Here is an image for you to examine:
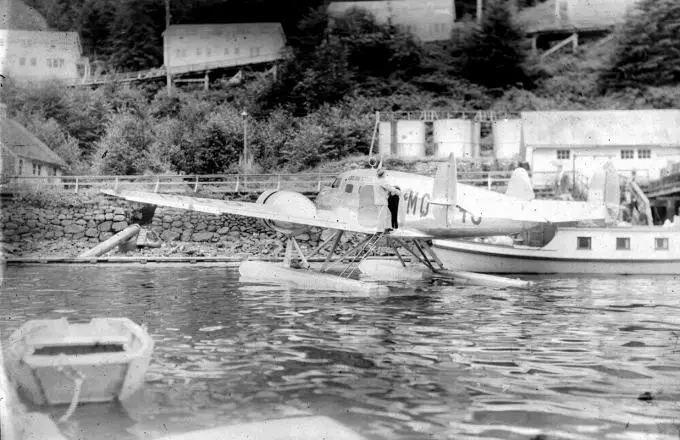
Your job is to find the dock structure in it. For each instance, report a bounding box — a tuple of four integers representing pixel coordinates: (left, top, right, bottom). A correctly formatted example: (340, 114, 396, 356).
(645, 165, 680, 223)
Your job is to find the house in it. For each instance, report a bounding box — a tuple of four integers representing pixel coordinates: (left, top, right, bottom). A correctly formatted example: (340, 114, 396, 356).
(554, 0, 641, 28)
(0, 103, 66, 183)
(162, 23, 288, 76)
(328, 0, 456, 43)
(0, 29, 90, 82)
(522, 110, 680, 187)
(0, 0, 49, 31)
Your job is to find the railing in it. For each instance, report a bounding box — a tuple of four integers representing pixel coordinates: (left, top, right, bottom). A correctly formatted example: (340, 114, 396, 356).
(0, 171, 541, 194)
(0, 170, 570, 197)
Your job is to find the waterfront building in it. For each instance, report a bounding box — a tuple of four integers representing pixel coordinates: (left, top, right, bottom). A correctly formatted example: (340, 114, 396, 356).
(0, 29, 90, 82)
(0, 103, 66, 181)
(328, 0, 456, 43)
(522, 110, 680, 187)
(162, 23, 288, 75)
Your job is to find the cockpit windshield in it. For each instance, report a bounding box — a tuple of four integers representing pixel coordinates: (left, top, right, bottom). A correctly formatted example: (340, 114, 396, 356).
(331, 177, 341, 189)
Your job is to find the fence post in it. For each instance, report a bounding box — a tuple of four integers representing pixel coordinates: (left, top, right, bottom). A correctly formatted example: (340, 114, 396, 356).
(194, 176, 199, 193)
(277, 175, 281, 190)
(115, 176, 119, 192)
(154, 176, 160, 193)
(487, 174, 492, 190)
(235, 176, 240, 193)
(74, 177, 79, 193)
(317, 172, 321, 192)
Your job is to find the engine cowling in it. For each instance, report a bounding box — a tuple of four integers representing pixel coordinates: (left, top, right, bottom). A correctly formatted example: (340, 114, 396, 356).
(256, 190, 316, 235)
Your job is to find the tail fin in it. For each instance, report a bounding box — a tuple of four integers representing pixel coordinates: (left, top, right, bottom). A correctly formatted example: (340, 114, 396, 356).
(588, 161, 620, 222)
(431, 154, 458, 227)
(506, 167, 535, 201)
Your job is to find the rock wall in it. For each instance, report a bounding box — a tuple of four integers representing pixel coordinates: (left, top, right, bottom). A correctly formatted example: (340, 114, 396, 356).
(0, 197, 326, 256)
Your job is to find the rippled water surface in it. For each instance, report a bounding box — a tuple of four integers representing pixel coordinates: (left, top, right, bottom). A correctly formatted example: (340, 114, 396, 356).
(2, 264, 680, 440)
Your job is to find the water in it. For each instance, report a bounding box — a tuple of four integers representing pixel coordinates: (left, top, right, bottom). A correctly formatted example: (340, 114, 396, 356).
(2, 264, 680, 440)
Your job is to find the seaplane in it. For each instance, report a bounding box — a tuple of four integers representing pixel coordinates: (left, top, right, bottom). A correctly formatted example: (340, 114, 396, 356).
(101, 154, 614, 291)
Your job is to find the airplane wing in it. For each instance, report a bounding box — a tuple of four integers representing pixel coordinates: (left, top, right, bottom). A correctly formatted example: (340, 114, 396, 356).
(101, 189, 384, 235)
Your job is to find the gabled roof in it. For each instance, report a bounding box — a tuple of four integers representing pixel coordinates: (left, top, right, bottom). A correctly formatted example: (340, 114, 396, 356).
(0, 118, 66, 167)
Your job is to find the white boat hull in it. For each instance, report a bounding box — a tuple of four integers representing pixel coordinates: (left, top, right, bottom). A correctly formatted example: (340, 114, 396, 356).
(6, 318, 154, 405)
(433, 226, 680, 275)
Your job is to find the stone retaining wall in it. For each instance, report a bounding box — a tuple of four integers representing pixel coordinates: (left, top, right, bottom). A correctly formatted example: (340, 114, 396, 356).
(0, 196, 330, 256)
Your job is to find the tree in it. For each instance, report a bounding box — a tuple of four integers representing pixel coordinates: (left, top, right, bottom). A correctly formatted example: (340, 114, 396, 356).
(107, 0, 165, 71)
(92, 112, 158, 175)
(456, 0, 529, 89)
(600, 0, 680, 91)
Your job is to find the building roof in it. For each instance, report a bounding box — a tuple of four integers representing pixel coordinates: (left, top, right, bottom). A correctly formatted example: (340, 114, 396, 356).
(521, 110, 680, 148)
(0, 118, 66, 167)
(0, 0, 49, 31)
(163, 23, 285, 38)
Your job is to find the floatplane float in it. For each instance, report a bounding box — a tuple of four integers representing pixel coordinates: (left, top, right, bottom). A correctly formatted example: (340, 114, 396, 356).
(101, 155, 612, 291)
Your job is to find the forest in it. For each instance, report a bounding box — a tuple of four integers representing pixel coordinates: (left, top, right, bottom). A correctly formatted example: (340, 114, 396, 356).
(4, 0, 679, 176)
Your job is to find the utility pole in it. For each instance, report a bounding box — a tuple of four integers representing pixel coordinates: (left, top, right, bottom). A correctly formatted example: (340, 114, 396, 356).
(165, 0, 172, 96)
(241, 110, 249, 172)
(476, 0, 483, 25)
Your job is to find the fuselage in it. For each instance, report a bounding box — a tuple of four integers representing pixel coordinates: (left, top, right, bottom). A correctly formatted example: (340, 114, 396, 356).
(314, 168, 543, 238)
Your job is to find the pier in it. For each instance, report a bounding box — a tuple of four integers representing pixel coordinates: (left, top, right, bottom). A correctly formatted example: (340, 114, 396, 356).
(646, 167, 680, 223)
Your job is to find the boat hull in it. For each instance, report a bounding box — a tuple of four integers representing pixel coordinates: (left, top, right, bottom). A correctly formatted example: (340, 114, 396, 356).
(6, 318, 154, 406)
(433, 229, 680, 275)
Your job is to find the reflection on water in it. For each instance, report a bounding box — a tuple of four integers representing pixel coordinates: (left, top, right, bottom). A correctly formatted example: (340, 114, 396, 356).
(1, 264, 679, 440)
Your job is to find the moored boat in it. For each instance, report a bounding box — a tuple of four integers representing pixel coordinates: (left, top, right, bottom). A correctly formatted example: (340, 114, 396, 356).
(5, 317, 153, 406)
(432, 221, 680, 275)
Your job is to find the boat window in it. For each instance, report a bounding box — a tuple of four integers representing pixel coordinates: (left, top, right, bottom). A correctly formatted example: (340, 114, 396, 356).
(616, 237, 630, 250)
(655, 237, 669, 250)
(331, 178, 340, 189)
(345, 183, 354, 194)
(577, 236, 591, 250)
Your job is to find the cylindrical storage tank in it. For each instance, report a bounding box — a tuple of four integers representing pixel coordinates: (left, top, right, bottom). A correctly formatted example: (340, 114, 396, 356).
(395, 120, 426, 157)
(433, 119, 480, 159)
(493, 119, 523, 160)
(378, 121, 393, 156)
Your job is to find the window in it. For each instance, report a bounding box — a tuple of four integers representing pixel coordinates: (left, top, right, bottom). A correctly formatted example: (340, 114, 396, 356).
(331, 178, 340, 189)
(19, 57, 25, 66)
(30, 58, 36, 66)
(59, 59, 64, 68)
(206, 48, 211, 56)
(196, 49, 202, 56)
(32, 163, 36, 175)
(638, 149, 651, 159)
(616, 237, 630, 250)
(18, 159, 23, 173)
(655, 238, 669, 250)
(577, 236, 591, 250)
(557, 149, 570, 160)
(175, 49, 181, 58)
(234, 47, 240, 55)
(621, 149, 634, 159)
(224, 48, 229, 55)
(344, 184, 354, 194)
(0, 38, 4, 46)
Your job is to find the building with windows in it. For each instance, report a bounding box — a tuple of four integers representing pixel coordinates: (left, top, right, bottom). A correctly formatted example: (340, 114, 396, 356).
(0, 103, 66, 182)
(328, 0, 456, 43)
(0, 30, 89, 82)
(162, 23, 288, 75)
(522, 110, 680, 187)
